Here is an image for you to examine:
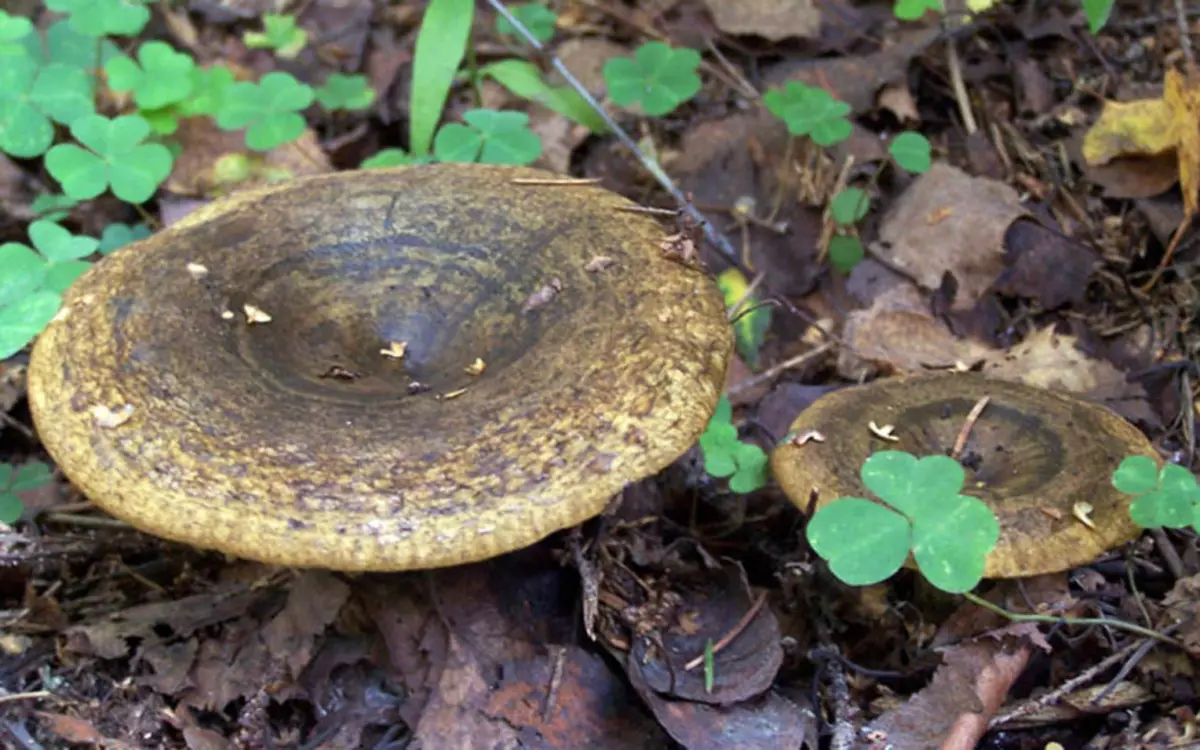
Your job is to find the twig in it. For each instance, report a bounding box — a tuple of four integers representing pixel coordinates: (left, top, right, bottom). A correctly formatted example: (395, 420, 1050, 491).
(726, 342, 835, 398)
(541, 645, 568, 723)
(684, 591, 768, 670)
(946, 40, 978, 135)
(510, 177, 603, 185)
(484, 0, 742, 267)
(1175, 0, 1195, 66)
(951, 396, 990, 459)
(961, 592, 1183, 648)
(0, 691, 55, 705)
(987, 632, 1157, 728)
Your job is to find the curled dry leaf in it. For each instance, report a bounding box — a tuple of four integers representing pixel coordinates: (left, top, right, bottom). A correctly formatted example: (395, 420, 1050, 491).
(439, 388, 468, 401)
(380, 341, 408, 359)
(91, 403, 134, 428)
(1072, 502, 1096, 530)
(243, 304, 272, 324)
(790, 430, 825, 445)
(185, 262, 209, 280)
(523, 278, 564, 312)
(220, 310, 235, 320)
(585, 255, 617, 273)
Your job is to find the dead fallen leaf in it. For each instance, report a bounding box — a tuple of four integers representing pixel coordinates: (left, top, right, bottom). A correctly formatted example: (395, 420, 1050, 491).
(91, 403, 135, 428)
(980, 325, 1157, 426)
(874, 163, 1029, 310)
(703, 0, 820, 41)
(243, 303, 272, 324)
(1082, 96, 1174, 165)
(1164, 66, 1200, 215)
(261, 570, 350, 678)
(1161, 573, 1200, 658)
(995, 219, 1098, 309)
(523, 277, 563, 311)
(838, 283, 995, 379)
(35, 712, 127, 747)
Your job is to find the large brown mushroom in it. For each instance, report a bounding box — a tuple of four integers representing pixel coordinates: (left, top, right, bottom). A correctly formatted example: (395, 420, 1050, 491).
(26, 164, 733, 571)
(771, 372, 1156, 578)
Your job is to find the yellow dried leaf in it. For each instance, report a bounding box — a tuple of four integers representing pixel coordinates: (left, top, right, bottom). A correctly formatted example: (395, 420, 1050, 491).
(1082, 98, 1174, 165)
(1165, 67, 1200, 216)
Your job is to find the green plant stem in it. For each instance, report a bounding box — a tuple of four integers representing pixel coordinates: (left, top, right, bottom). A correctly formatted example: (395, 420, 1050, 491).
(961, 591, 1183, 648)
(484, 0, 742, 268)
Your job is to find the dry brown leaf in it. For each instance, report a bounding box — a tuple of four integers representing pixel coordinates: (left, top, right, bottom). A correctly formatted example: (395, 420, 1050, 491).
(702, 0, 820, 41)
(874, 163, 1028, 310)
(838, 283, 995, 379)
(980, 325, 1157, 426)
(1081, 98, 1174, 165)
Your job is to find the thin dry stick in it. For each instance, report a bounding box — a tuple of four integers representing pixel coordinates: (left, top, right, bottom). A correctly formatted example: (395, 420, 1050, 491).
(946, 41, 978, 135)
(1175, 0, 1195, 66)
(988, 635, 1147, 728)
(951, 396, 991, 459)
(485, 0, 742, 267)
(0, 691, 55, 705)
(816, 156, 855, 263)
(684, 590, 769, 670)
(726, 271, 767, 322)
(510, 177, 603, 185)
(727, 342, 835, 398)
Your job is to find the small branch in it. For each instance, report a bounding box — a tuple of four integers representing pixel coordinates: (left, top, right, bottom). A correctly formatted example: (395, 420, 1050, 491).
(946, 41, 978, 135)
(1175, 0, 1195, 67)
(484, 0, 742, 267)
(726, 342, 835, 398)
(684, 591, 768, 671)
(951, 396, 990, 459)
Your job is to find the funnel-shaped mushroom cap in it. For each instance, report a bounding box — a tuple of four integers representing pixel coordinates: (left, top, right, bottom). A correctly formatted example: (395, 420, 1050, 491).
(28, 164, 732, 571)
(771, 373, 1155, 578)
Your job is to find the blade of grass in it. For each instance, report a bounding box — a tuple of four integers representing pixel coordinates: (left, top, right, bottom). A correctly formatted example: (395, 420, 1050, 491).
(410, 0, 474, 156)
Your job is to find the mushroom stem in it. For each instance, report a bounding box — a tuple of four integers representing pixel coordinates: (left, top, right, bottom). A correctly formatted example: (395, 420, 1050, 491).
(960, 591, 1184, 648)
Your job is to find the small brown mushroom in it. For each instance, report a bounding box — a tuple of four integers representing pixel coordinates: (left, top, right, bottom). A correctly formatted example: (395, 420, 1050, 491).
(771, 372, 1156, 578)
(26, 164, 732, 571)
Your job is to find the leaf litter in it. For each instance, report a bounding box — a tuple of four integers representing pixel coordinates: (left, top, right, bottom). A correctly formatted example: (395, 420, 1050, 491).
(3, 0, 1200, 748)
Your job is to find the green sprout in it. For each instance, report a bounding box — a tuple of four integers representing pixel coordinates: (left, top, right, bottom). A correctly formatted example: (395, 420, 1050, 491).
(243, 13, 308, 59)
(698, 396, 769, 494)
(216, 72, 314, 151)
(0, 462, 54, 525)
(807, 451, 1000, 593)
(45, 114, 174, 203)
(433, 109, 542, 165)
(603, 41, 702, 117)
(716, 268, 770, 370)
(830, 188, 870, 227)
(1112, 456, 1200, 531)
(1082, 0, 1114, 33)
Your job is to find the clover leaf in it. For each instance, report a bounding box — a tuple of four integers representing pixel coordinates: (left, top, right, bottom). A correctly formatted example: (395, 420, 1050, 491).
(315, 74, 376, 112)
(433, 109, 541, 165)
(216, 72, 314, 151)
(360, 149, 430, 168)
(0, 54, 95, 158)
(0, 11, 33, 54)
(603, 41, 702, 117)
(244, 13, 308, 59)
(763, 81, 852, 147)
(700, 421, 739, 477)
(21, 19, 121, 69)
(808, 450, 1000, 593)
(697, 396, 770, 493)
(893, 0, 944, 21)
(0, 290, 62, 360)
(99, 222, 152, 254)
(178, 65, 235, 117)
(45, 114, 174, 203)
(1113, 456, 1200, 530)
(807, 498, 912, 586)
(496, 3, 558, 43)
(889, 131, 932, 173)
(729, 443, 769, 494)
(0, 243, 48, 307)
(44, 0, 151, 37)
(828, 235, 864, 273)
(3, 220, 97, 295)
(830, 188, 870, 227)
(0, 461, 53, 525)
(105, 40, 196, 111)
